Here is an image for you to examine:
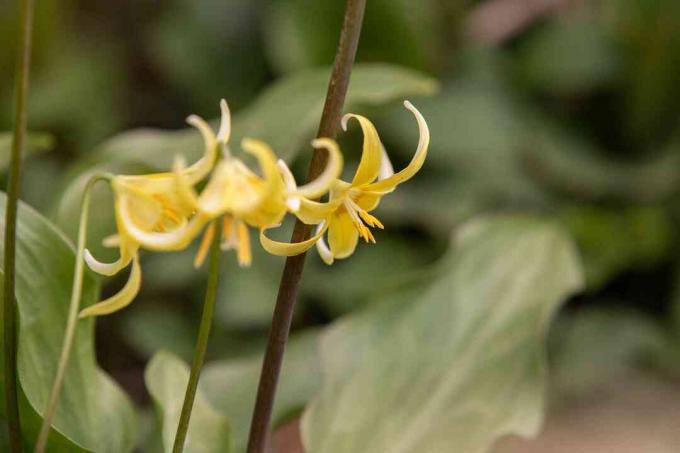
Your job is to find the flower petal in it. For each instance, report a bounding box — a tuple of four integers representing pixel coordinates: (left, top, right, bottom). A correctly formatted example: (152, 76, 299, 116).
(379, 143, 394, 180)
(328, 209, 359, 259)
(173, 156, 199, 212)
(343, 113, 383, 186)
(118, 194, 209, 251)
(315, 222, 334, 265)
(259, 222, 329, 256)
(84, 242, 136, 276)
(295, 197, 343, 225)
(294, 138, 344, 199)
(277, 160, 298, 192)
(217, 99, 231, 143)
(78, 256, 142, 318)
(184, 113, 218, 184)
(363, 101, 429, 193)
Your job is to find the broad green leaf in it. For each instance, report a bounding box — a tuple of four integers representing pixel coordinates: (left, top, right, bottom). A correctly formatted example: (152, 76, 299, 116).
(0, 132, 54, 170)
(549, 307, 668, 401)
(0, 193, 136, 451)
(145, 351, 231, 453)
(55, 64, 437, 257)
(302, 215, 584, 453)
(200, 329, 322, 452)
(517, 18, 621, 94)
(525, 121, 680, 202)
(561, 205, 672, 290)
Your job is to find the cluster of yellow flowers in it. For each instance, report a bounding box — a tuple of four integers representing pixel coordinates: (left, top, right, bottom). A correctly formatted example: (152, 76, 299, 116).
(79, 99, 429, 318)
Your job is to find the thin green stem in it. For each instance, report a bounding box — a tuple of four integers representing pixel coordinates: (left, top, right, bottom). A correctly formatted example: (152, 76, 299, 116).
(3, 0, 35, 450)
(246, 1, 366, 451)
(34, 174, 112, 453)
(172, 220, 222, 453)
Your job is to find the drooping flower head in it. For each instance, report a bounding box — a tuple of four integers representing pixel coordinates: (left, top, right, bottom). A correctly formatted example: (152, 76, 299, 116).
(116, 99, 342, 269)
(261, 100, 429, 264)
(79, 107, 220, 318)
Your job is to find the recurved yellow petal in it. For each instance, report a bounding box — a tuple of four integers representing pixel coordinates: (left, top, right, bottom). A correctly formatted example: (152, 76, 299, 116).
(315, 224, 334, 265)
(363, 101, 429, 193)
(184, 113, 218, 185)
(78, 257, 142, 318)
(294, 138, 344, 199)
(328, 209, 359, 259)
(259, 222, 329, 256)
(84, 242, 136, 276)
(343, 113, 383, 187)
(118, 195, 209, 251)
(295, 197, 343, 225)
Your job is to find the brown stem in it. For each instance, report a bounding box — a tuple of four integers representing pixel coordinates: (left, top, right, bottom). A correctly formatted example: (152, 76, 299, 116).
(245, 1, 367, 452)
(4, 0, 35, 450)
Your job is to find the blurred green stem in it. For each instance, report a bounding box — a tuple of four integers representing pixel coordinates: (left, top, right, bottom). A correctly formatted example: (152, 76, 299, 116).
(246, 1, 366, 452)
(172, 220, 222, 453)
(34, 174, 112, 453)
(3, 0, 35, 450)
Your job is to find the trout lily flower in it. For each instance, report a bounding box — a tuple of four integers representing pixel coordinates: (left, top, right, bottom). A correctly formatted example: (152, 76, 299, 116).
(79, 108, 220, 318)
(260, 100, 429, 265)
(122, 100, 343, 268)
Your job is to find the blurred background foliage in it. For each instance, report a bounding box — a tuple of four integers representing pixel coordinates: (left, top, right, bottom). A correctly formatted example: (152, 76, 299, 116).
(2, 0, 680, 449)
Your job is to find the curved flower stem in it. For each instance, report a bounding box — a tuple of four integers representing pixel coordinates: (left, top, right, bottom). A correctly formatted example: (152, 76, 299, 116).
(246, 1, 366, 452)
(34, 174, 112, 453)
(172, 219, 222, 453)
(3, 0, 35, 450)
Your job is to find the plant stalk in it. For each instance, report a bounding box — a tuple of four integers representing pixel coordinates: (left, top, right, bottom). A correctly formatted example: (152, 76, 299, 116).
(3, 0, 35, 450)
(34, 175, 111, 453)
(172, 220, 222, 452)
(246, 1, 366, 451)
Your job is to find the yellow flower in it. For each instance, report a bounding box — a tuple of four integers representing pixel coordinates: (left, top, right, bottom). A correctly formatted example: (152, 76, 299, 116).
(121, 99, 342, 269)
(260, 100, 429, 264)
(79, 107, 220, 318)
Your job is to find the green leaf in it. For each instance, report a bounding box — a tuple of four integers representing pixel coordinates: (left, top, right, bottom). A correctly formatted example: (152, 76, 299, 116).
(200, 329, 322, 452)
(54, 64, 437, 257)
(549, 307, 669, 401)
(560, 204, 673, 290)
(301, 215, 584, 453)
(517, 18, 621, 95)
(145, 351, 232, 453)
(524, 121, 680, 202)
(0, 132, 54, 170)
(0, 192, 136, 451)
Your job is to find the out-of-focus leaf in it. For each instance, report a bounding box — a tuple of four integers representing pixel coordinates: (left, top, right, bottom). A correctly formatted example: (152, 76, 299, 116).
(524, 122, 680, 202)
(122, 307, 196, 362)
(264, 0, 441, 74)
(549, 307, 668, 401)
(606, 0, 680, 143)
(27, 40, 125, 150)
(302, 215, 583, 453)
(305, 234, 441, 316)
(517, 17, 621, 94)
(201, 330, 322, 452)
(0, 193, 137, 451)
(149, 0, 268, 110)
(0, 132, 54, 169)
(145, 351, 232, 453)
(55, 64, 437, 258)
(561, 205, 672, 290)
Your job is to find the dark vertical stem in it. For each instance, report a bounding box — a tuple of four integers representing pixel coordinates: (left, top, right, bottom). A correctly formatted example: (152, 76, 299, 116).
(246, 1, 367, 452)
(4, 0, 35, 450)
(172, 220, 222, 453)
